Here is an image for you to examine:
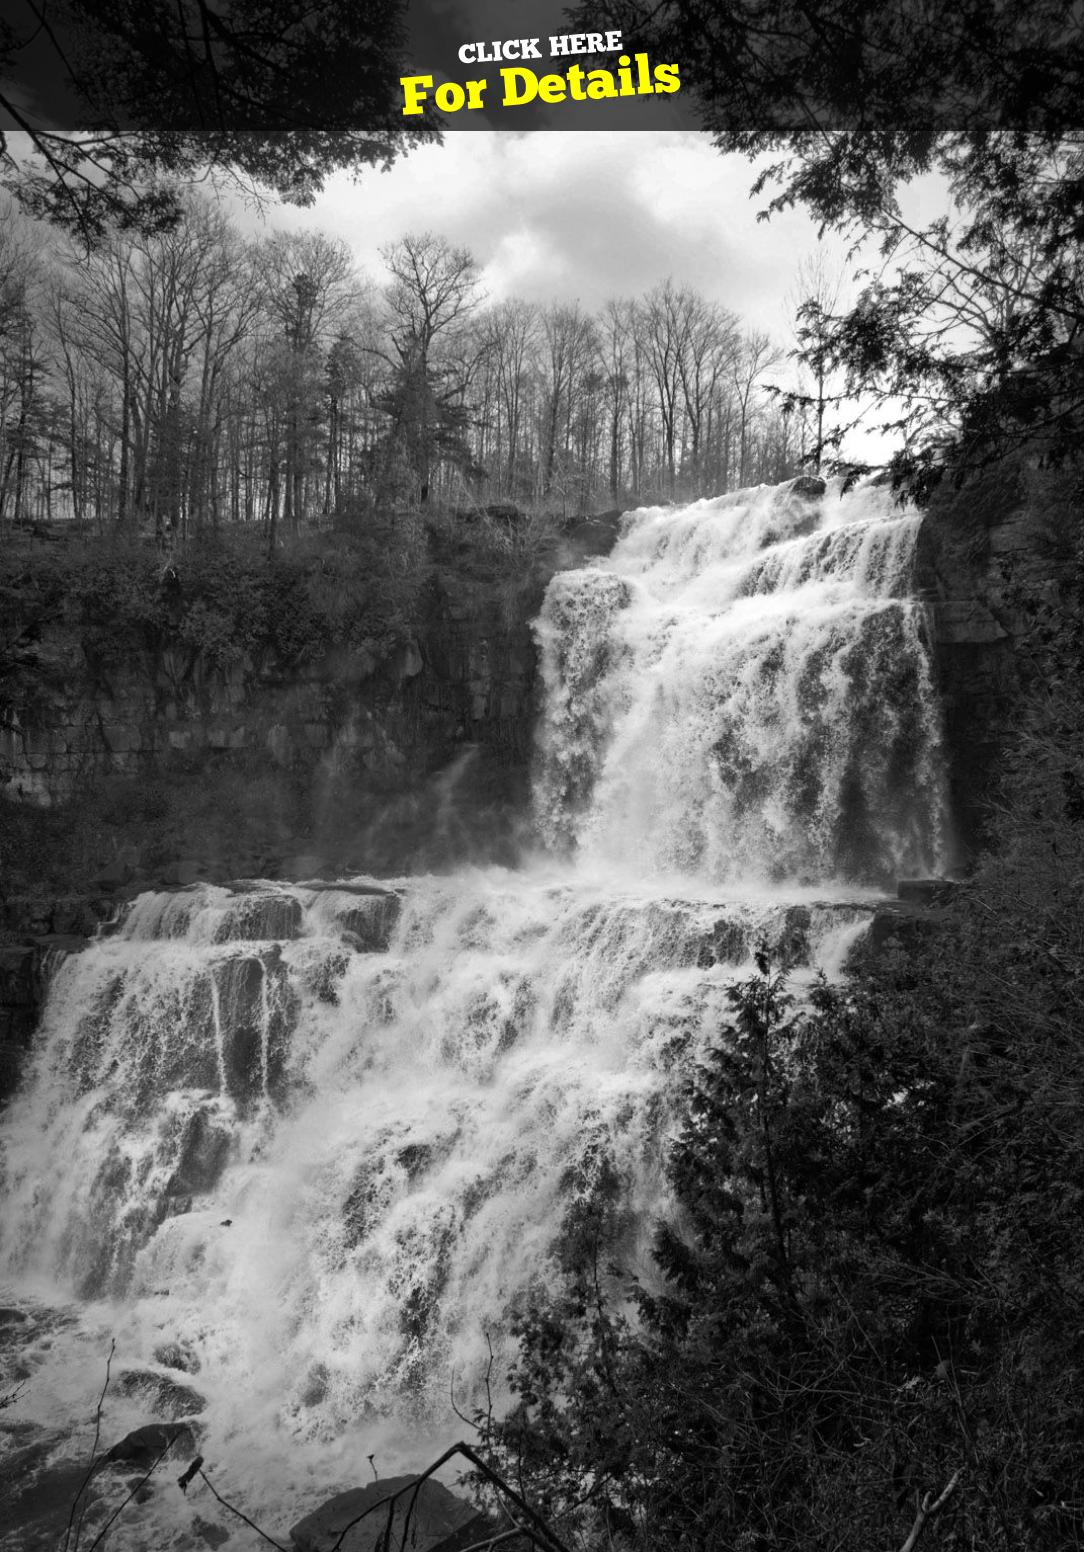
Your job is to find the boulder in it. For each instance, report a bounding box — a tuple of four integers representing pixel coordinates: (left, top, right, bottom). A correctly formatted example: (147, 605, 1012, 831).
(289, 1475, 492, 1552)
(788, 475, 827, 501)
(116, 1368, 207, 1417)
(105, 1421, 197, 1467)
(153, 1341, 201, 1374)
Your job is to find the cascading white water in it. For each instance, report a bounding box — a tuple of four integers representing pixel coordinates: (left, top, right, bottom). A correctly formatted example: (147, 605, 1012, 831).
(0, 479, 945, 1548)
(534, 480, 945, 883)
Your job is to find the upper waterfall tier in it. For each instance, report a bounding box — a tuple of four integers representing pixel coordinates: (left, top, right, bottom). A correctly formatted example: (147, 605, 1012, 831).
(533, 480, 946, 886)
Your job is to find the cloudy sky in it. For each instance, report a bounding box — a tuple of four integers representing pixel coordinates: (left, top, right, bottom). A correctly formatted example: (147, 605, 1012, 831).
(254, 132, 837, 333)
(248, 130, 952, 462)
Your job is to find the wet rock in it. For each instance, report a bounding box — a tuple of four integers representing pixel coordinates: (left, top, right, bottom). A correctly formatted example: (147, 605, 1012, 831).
(193, 1516, 231, 1547)
(693, 906, 812, 969)
(776, 904, 814, 966)
(289, 1475, 492, 1552)
(165, 1105, 234, 1198)
(122, 1474, 157, 1504)
(213, 892, 303, 943)
(335, 894, 401, 951)
(206, 951, 297, 1105)
(295, 948, 350, 1005)
(788, 475, 827, 501)
(297, 1361, 329, 1407)
(694, 916, 749, 968)
(116, 1369, 207, 1417)
(868, 903, 945, 953)
(897, 877, 958, 906)
(0, 1443, 105, 1552)
(305, 883, 402, 951)
(153, 1341, 201, 1375)
(105, 1421, 197, 1467)
(161, 860, 202, 887)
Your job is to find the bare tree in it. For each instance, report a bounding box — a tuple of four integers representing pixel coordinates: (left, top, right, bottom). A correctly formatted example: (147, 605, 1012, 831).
(480, 298, 539, 501)
(378, 232, 482, 505)
(537, 303, 598, 506)
(676, 292, 740, 497)
(786, 249, 847, 473)
(731, 330, 784, 487)
(637, 280, 688, 498)
(256, 231, 357, 538)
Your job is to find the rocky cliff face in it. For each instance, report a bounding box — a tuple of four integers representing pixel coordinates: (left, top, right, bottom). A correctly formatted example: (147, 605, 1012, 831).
(0, 516, 628, 925)
(917, 459, 1078, 864)
(0, 578, 534, 813)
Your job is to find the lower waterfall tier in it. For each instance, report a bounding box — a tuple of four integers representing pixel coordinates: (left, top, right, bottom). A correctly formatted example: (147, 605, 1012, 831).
(0, 874, 873, 1545)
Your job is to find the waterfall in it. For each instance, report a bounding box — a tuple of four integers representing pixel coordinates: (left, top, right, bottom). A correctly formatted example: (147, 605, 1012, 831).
(533, 480, 944, 884)
(0, 480, 945, 1543)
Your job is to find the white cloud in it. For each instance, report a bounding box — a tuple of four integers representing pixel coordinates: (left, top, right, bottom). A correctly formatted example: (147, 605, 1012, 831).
(245, 130, 952, 467)
(257, 132, 840, 331)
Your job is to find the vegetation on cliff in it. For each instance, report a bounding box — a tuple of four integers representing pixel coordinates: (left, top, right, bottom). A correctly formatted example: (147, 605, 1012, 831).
(1, 508, 425, 675)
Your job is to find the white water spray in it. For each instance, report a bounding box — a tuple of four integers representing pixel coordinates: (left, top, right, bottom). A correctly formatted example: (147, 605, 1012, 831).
(534, 481, 944, 882)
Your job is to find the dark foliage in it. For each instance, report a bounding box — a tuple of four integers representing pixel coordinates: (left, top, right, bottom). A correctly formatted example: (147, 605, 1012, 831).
(0, 518, 425, 678)
(725, 133, 1084, 498)
(570, 2, 1083, 130)
(0, 0, 437, 238)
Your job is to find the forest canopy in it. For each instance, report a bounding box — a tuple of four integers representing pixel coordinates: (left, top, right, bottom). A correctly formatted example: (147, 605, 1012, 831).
(0, 193, 811, 540)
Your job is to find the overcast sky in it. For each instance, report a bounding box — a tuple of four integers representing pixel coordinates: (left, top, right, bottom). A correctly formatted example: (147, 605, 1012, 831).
(244, 130, 953, 462)
(250, 132, 837, 337)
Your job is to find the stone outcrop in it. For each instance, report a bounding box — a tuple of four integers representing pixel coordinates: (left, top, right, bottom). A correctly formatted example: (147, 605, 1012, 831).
(0, 599, 532, 811)
(0, 945, 40, 1102)
(916, 460, 1076, 864)
(289, 1475, 493, 1552)
(104, 1421, 198, 1466)
(0, 939, 87, 1106)
(115, 1369, 207, 1419)
(0, 517, 628, 828)
(0, 522, 630, 915)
